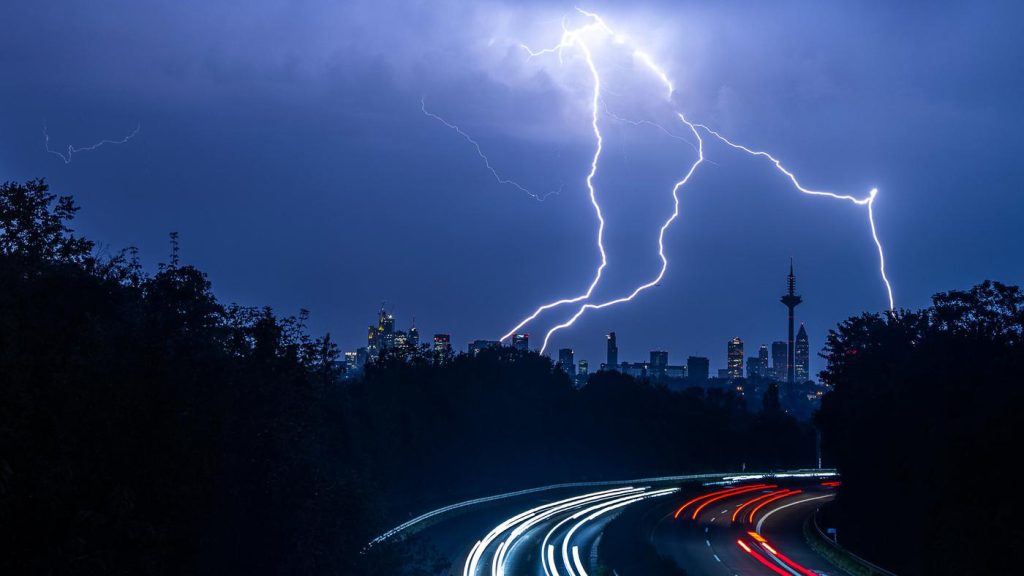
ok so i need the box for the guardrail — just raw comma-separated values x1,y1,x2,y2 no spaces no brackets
366,468,837,549
804,508,898,576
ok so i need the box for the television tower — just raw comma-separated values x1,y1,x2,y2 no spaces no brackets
780,260,803,386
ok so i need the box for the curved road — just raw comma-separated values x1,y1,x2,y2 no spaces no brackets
650,481,840,575
375,471,841,575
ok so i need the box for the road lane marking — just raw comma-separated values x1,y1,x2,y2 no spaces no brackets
755,494,833,534
714,554,721,562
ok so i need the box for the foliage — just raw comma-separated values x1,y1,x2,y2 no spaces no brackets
0,178,815,574
817,281,1024,575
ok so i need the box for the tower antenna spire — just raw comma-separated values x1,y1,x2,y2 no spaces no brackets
781,260,803,387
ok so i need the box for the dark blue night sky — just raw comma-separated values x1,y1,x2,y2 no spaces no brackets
2,1,1022,371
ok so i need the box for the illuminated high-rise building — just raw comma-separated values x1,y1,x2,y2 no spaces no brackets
367,324,378,355
780,260,803,385
758,345,770,378
650,350,668,379
408,324,419,347
394,330,410,349
576,360,589,387
771,341,787,381
606,332,618,370
795,323,810,382
377,307,396,350
511,333,529,352
433,333,451,360
558,348,576,378
468,339,500,356
727,337,744,379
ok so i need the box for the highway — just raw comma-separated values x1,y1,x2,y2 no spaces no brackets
371,471,841,575
650,481,840,575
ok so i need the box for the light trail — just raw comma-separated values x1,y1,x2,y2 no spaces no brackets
461,486,642,576
492,486,645,576
747,489,802,524
420,98,560,202
691,482,776,521
44,122,140,164
365,469,835,550
490,8,896,350
732,489,793,523
674,483,770,519
543,486,679,576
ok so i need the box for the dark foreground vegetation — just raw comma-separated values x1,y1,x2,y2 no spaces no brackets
0,178,812,574
817,280,1024,575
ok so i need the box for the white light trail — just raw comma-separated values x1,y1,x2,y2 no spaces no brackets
420,98,560,202
494,8,896,352
461,486,642,576
549,487,679,576
44,122,140,164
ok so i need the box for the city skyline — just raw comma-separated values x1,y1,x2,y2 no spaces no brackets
349,263,819,382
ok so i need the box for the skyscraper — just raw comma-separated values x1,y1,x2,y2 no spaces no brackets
650,350,668,379
687,356,709,381
795,323,810,382
468,339,500,356
758,344,770,378
606,332,618,371
771,341,787,381
433,333,451,360
576,360,589,387
377,307,396,350
727,337,744,379
511,333,529,352
408,323,419,347
367,324,378,355
558,348,576,378
780,260,803,385
746,356,760,378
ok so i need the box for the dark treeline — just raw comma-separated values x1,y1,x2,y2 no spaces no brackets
0,179,813,575
349,348,811,517
817,281,1024,575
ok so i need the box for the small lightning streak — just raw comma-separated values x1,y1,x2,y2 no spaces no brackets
420,98,559,201
44,122,140,164
602,101,699,154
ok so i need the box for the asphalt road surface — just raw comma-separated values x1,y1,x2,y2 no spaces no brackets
650,481,840,575
381,471,840,576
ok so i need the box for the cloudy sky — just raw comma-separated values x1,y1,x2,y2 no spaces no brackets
2,0,1022,370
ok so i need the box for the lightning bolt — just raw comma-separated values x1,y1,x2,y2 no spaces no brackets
489,8,895,353
44,122,140,164
421,98,561,202
499,10,618,343
690,123,895,311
